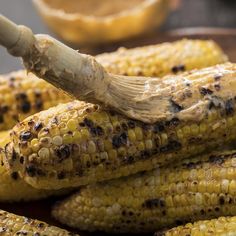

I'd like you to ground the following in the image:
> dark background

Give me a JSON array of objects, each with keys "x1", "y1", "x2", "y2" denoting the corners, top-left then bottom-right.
[{"x1": 0, "y1": 0, "x2": 236, "y2": 74}]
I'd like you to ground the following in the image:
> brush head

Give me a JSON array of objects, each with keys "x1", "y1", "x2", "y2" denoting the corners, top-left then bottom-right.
[{"x1": 104, "y1": 63, "x2": 236, "y2": 123}]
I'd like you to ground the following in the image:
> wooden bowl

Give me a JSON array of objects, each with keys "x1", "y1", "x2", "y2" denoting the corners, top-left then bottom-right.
[{"x1": 33, "y1": 0, "x2": 170, "y2": 45}]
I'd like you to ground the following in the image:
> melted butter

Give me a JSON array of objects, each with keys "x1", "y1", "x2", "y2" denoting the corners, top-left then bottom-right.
[{"x1": 123, "y1": 63, "x2": 236, "y2": 123}]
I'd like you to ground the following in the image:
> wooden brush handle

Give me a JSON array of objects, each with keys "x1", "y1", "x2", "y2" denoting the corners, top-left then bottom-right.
[
  {"x1": 0, "y1": 14, "x2": 109, "y2": 104},
  {"x1": 0, "y1": 15, "x2": 35, "y2": 57}
]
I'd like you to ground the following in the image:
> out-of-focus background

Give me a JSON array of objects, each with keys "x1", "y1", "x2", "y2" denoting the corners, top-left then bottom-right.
[{"x1": 0, "y1": 0, "x2": 236, "y2": 73}]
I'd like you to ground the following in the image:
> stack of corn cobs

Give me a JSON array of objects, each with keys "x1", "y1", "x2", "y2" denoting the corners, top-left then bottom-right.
[{"x1": 1, "y1": 39, "x2": 236, "y2": 235}]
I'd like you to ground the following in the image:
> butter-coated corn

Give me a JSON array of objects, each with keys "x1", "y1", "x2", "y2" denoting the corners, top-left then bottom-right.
[
  {"x1": 0, "y1": 210, "x2": 77, "y2": 235},
  {"x1": 96, "y1": 39, "x2": 228, "y2": 77},
  {"x1": 0, "y1": 130, "x2": 70, "y2": 202},
  {"x1": 5, "y1": 63, "x2": 236, "y2": 190},
  {"x1": 53, "y1": 150, "x2": 236, "y2": 233},
  {"x1": 0, "y1": 70, "x2": 71, "y2": 130},
  {"x1": 155, "y1": 216, "x2": 236, "y2": 236}
]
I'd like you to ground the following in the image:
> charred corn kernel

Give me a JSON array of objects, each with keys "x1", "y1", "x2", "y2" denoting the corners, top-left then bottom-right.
[
  {"x1": 0, "y1": 131, "x2": 70, "y2": 202},
  {"x1": 0, "y1": 70, "x2": 71, "y2": 131},
  {"x1": 96, "y1": 39, "x2": 228, "y2": 77},
  {"x1": 53, "y1": 150, "x2": 236, "y2": 233},
  {"x1": 0, "y1": 210, "x2": 77, "y2": 235},
  {"x1": 5, "y1": 63, "x2": 236, "y2": 190},
  {"x1": 156, "y1": 216, "x2": 236, "y2": 236}
]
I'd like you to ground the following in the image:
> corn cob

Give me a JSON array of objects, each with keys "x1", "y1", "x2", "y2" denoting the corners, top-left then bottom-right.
[
  {"x1": 0, "y1": 130, "x2": 70, "y2": 202},
  {"x1": 5, "y1": 63, "x2": 236, "y2": 190},
  {"x1": 52, "y1": 150, "x2": 236, "y2": 233},
  {"x1": 0, "y1": 209, "x2": 77, "y2": 235},
  {"x1": 0, "y1": 40, "x2": 226, "y2": 132},
  {"x1": 96, "y1": 39, "x2": 228, "y2": 77},
  {"x1": 155, "y1": 216, "x2": 236, "y2": 236},
  {"x1": 0, "y1": 70, "x2": 71, "y2": 131}
]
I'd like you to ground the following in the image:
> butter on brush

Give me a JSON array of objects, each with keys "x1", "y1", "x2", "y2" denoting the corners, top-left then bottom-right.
[{"x1": 0, "y1": 15, "x2": 227, "y2": 123}]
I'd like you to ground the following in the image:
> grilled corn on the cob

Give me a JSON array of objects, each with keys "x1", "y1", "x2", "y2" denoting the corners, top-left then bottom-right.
[
  {"x1": 0, "y1": 209, "x2": 77, "y2": 235},
  {"x1": 52, "y1": 150, "x2": 236, "y2": 233},
  {"x1": 0, "y1": 39, "x2": 226, "y2": 131},
  {"x1": 0, "y1": 70, "x2": 71, "y2": 130},
  {"x1": 96, "y1": 39, "x2": 228, "y2": 77},
  {"x1": 155, "y1": 216, "x2": 236, "y2": 236},
  {"x1": 0, "y1": 130, "x2": 69, "y2": 202},
  {"x1": 5, "y1": 63, "x2": 236, "y2": 190}
]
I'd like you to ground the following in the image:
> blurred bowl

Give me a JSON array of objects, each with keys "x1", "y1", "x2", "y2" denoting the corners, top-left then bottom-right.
[{"x1": 33, "y1": 0, "x2": 170, "y2": 45}]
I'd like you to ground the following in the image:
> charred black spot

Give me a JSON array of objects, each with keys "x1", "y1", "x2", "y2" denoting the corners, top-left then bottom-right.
[
  {"x1": 225, "y1": 99, "x2": 234, "y2": 115},
  {"x1": 186, "y1": 162, "x2": 197, "y2": 169},
  {"x1": 166, "y1": 117, "x2": 180, "y2": 127},
  {"x1": 0, "y1": 115, "x2": 3, "y2": 123},
  {"x1": 121, "y1": 123, "x2": 128, "y2": 131},
  {"x1": 127, "y1": 120, "x2": 136, "y2": 129},
  {"x1": 15, "y1": 93, "x2": 27, "y2": 100},
  {"x1": 79, "y1": 122, "x2": 85, "y2": 127},
  {"x1": 129, "y1": 211, "x2": 134, "y2": 216},
  {"x1": 20, "y1": 156, "x2": 24, "y2": 164},
  {"x1": 153, "y1": 122, "x2": 165, "y2": 133},
  {"x1": 108, "y1": 110, "x2": 115, "y2": 116},
  {"x1": 21, "y1": 101, "x2": 31, "y2": 113},
  {"x1": 35, "y1": 100, "x2": 43, "y2": 110},
  {"x1": 199, "y1": 87, "x2": 213, "y2": 96},
  {"x1": 34, "y1": 122, "x2": 43, "y2": 131},
  {"x1": 34, "y1": 90, "x2": 41, "y2": 98},
  {"x1": 25, "y1": 164, "x2": 37, "y2": 177},
  {"x1": 96, "y1": 126, "x2": 104, "y2": 136},
  {"x1": 188, "y1": 137, "x2": 202, "y2": 144},
  {"x1": 0, "y1": 105, "x2": 8, "y2": 113},
  {"x1": 175, "y1": 219, "x2": 184, "y2": 225},
  {"x1": 142, "y1": 198, "x2": 165, "y2": 209},
  {"x1": 11, "y1": 172, "x2": 19, "y2": 180},
  {"x1": 215, "y1": 207, "x2": 220, "y2": 212},
  {"x1": 112, "y1": 133, "x2": 127, "y2": 148},
  {"x1": 200, "y1": 209, "x2": 205, "y2": 215},
  {"x1": 123, "y1": 156, "x2": 134, "y2": 164},
  {"x1": 0, "y1": 227, "x2": 6, "y2": 233},
  {"x1": 219, "y1": 196, "x2": 225, "y2": 205},
  {"x1": 55, "y1": 145, "x2": 70, "y2": 161},
  {"x1": 142, "y1": 123, "x2": 152, "y2": 131},
  {"x1": 16, "y1": 231, "x2": 28, "y2": 235},
  {"x1": 11, "y1": 148, "x2": 17, "y2": 161},
  {"x1": 115, "y1": 125, "x2": 121, "y2": 132},
  {"x1": 160, "y1": 140, "x2": 182, "y2": 153},
  {"x1": 140, "y1": 150, "x2": 152, "y2": 159},
  {"x1": 214, "y1": 83, "x2": 221, "y2": 91},
  {"x1": 171, "y1": 64, "x2": 185, "y2": 73},
  {"x1": 169, "y1": 99, "x2": 183, "y2": 113},
  {"x1": 57, "y1": 171, "x2": 66, "y2": 179},
  {"x1": 37, "y1": 222, "x2": 45, "y2": 228},
  {"x1": 20, "y1": 131, "x2": 32, "y2": 141},
  {"x1": 209, "y1": 155, "x2": 224, "y2": 165},
  {"x1": 83, "y1": 118, "x2": 94, "y2": 127}
]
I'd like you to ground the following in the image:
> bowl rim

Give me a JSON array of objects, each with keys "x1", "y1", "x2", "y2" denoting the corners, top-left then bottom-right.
[
  {"x1": 33, "y1": 0, "x2": 165, "y2": 22},
  {"x1": 168, "y1": 27, "x2": 236, "y2": 37}
]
